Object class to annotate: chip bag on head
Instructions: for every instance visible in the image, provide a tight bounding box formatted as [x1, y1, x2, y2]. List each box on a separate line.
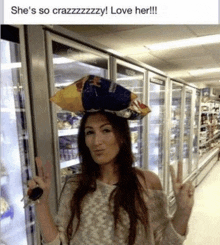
[50, 75, 151, 120]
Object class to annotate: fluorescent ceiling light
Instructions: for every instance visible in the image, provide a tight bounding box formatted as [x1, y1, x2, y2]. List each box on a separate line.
[117, 75, 143, 81]
[145, 34, 220, 51]
[53, 57, 74, 64]
[55, 82, 73, 87]
[189, 68, 220, 76]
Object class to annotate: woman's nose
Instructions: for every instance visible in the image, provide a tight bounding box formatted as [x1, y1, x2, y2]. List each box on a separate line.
[93, 132, 103, 145]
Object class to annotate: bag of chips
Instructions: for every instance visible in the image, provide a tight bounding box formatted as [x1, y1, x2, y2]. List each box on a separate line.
[50, 75, 151, 120]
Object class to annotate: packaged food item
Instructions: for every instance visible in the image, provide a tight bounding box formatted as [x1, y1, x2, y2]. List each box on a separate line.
[201, 106, 209, 111]
[0, 197, 9, 216]
[50, 75, 151, 120]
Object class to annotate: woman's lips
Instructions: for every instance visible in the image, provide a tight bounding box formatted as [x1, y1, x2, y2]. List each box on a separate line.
[93, 149, 105, 155]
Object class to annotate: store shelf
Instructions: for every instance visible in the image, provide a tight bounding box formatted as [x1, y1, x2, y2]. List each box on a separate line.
[201, 111, 218, 114]
[129, 122, 140, 128]
[201, 123, 218, 127]
[199, 147, 219, 166]
[60, 159, 79, 169]
[58, 129, 78, 137]
[1, 108, 26, 113]
[200, 132, 220, 146]
[200, 124, 209, 128]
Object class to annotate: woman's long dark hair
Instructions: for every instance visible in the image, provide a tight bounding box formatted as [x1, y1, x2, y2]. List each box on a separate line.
[66, 111, 149, 245]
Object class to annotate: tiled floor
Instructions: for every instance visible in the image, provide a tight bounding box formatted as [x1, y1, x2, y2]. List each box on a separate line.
[184, 161, 220, 245]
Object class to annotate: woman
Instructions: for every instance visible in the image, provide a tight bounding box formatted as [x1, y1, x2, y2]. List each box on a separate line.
[28, 110, 194, 245]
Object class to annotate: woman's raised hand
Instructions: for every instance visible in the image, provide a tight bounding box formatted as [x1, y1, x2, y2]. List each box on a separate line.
[28, 157, 52, 204]
[170, 162, 194, 215]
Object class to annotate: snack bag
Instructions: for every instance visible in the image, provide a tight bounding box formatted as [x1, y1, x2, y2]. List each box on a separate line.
[50, 75, 151, 120]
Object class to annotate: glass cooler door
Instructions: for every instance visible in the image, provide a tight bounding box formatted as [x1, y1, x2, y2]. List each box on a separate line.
[183, 88, 193, 179]
[46, 34, 109, 185]
[1, 26, 36, 245]
[148, 74, 166, 184]
[116, 60, 145, 168]
[169, 81, 183, 192]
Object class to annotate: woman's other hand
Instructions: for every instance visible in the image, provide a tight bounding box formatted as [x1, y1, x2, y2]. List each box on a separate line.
[170, 162, 194, 235]
[170, 162, 194, 215]
[28, 157, 52, 204]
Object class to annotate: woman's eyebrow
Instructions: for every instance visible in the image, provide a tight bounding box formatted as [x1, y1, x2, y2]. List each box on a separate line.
[85, 126, 93, 129]
[85, 123, 111, 129]
[100, 123, 111, 128]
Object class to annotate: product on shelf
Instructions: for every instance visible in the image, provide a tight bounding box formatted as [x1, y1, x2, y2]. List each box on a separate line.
[0, 197, 10, 217]
[201, 105, 209, 111]
[0, 195, 14, 221]
[58, 120, 72, 130]
[131, 131, 138, 144]
[0, 161, 7, 177]
[57, 112, 80, 130]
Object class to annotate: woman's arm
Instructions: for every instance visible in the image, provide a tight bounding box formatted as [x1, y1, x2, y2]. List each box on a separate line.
[28, 157, 59, 243]
[138, 168, 193, 237]
[171, 208, 190, 236]
[35, 201, 59, 243]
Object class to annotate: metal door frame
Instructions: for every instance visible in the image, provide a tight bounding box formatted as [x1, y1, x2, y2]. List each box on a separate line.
[18, 25, 40, 245]
[24, 25, 58, 217]
[185, 86, 195, 178]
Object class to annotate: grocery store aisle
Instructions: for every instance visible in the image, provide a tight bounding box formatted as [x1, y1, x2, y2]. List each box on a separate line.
[184, 161, 220, 245]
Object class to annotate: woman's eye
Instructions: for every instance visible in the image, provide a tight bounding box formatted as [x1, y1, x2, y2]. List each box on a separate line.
[85, 130, 93, 136]
[103, 128, 111, 133]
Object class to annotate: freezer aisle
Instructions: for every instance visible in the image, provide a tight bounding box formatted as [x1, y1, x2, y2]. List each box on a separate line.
[184, 161, 220, 245]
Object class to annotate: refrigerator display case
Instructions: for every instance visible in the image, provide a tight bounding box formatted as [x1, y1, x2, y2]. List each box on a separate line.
[199, 100, 220, 162]
[168, 82, 201, 193]
[147, 72, 167, 186]
[197, 98, 220, 185]
[1, 26, 36, 245]
[46, 33, 110, 185]
[116, 60, 146, 168]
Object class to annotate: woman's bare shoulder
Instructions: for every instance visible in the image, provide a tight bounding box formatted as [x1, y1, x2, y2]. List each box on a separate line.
[135, 168, 162, 191]
[62, 173, 81, 190]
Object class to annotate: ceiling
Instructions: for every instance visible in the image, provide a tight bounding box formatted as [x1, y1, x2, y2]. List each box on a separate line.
[61, 25, 220, 89]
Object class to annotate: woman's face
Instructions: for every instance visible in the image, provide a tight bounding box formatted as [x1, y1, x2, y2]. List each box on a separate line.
[84, 113, 120, 166]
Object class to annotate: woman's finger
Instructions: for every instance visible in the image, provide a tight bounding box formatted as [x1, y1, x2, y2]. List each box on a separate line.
[35, 157, 44, 178]
[169, 165, 176, 190]
[33, 176, 46, 189]
[188, 185, 195, 197]
[177, 162, 183, 183]
[182, 181, 195, 197]
[44, 160, 52, 183]
[28, 179, 38, 189]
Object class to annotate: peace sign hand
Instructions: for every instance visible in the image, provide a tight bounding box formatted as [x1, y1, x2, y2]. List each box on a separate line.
[170, 162, 194, 215]
[28, 157, 52, 204]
